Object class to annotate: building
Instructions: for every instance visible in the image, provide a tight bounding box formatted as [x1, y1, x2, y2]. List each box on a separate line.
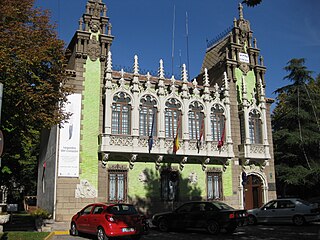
[37, 0, 276, 221]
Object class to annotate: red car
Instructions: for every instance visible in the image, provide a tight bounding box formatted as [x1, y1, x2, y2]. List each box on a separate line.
[70, 203, 147, 240]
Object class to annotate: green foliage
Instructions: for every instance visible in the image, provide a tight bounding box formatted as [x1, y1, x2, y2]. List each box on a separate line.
[272, 58, 320, 198]
[0, 0, 72, 201]
[0, 232, 49, 240]
[30, 208, 51, 219]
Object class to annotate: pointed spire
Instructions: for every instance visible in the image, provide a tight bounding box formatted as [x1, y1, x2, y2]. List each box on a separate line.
[106, 51, 112, 72]
[253, 38, 257, 48]
[145, 72, 151, 90]
[203, 68, 209, 87]
[158, 59, 165, 79]
[259, 55, 264, 66]
[238, 3, 244, 20]
[203, 68, 210, 102]
[79, 18, 83, 31]
[181, 64, 188, 82]
[214, 83, 220, 99]
[133, 55, 139, 75]
[170, 75, 176, 94]
[119, 69, 125, 87]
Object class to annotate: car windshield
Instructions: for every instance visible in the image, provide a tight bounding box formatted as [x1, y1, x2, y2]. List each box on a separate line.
[106, 204, 138, 215]
[211, 202, 234, 210]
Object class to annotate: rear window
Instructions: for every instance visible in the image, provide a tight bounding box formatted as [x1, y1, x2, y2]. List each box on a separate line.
[106, 204, 138, 215]
[296, 199, 312, 206]
[211, 202, 234, 210]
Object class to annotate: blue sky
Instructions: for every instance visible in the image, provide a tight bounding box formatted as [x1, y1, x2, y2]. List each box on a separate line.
[34, 0, 320, 103]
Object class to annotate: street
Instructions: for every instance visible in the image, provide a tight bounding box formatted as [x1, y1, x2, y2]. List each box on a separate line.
[53, 223, 320, 240]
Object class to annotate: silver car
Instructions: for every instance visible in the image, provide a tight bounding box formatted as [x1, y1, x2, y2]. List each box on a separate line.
[247, 198, 320, 226]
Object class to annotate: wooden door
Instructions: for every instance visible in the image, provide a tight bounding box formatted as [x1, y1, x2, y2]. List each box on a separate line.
[244, 175, 263, 209]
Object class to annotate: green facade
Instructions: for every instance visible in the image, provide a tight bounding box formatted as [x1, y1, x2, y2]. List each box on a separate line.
[80, 33, 101, 189]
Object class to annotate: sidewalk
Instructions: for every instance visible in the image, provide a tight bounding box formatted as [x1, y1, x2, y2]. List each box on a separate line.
[44, 221, 70, 240]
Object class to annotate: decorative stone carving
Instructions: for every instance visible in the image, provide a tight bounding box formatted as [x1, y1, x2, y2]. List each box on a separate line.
[102, 153, 109, 167]
[75, 179, 97, 198]
[87, 35, 101, 61]
[179, 157, 188, 171]
[129, 154, 137, 169]
[109, 136, 133, 146]
[188, 172, 198, 184]
[89, 20, 100, 33]
[239, 63, 250, 75]
[155, 155, 163, 170]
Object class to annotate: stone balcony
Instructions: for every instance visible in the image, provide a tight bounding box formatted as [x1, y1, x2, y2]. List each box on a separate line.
[238, 143, 271, 161]
[99, 134, 235, 160]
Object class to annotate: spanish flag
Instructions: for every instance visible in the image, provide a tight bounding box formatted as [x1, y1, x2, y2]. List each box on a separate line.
[173, 115, 181, 154]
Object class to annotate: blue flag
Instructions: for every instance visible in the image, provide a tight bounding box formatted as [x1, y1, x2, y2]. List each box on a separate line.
[148, 112, 155, 153]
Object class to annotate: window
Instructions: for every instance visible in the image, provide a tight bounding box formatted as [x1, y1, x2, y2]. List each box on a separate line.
[165, 98, 182, 138]
[249, 109, 262, 144]
[82, 205, 94, 215]
[211, 104, 225, 141]
[108, 169, 127, 202]
[112, 92, 131, 135]
[161, 169, 179, 201]
[139, 95, 157, 137]
[207, 171, 222, 200]
[188, 101, 204, 140]
[93, 205, 104, 214]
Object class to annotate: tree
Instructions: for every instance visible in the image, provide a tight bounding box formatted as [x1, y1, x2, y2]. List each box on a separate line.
[242, 0, 263, 7]
[0, 0, 71, 202]
[272, 59, 320, 198]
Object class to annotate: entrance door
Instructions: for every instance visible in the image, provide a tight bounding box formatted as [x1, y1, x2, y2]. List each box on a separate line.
[244, 175, 263, 209]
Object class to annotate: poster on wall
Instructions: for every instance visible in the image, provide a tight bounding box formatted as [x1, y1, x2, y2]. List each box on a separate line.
[58, 94, 81, 177]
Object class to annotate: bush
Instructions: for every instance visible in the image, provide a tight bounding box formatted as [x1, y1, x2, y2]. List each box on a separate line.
[30, 208, 51, 219]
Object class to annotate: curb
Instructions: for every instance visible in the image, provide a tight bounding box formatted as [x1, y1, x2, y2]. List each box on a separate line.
[44, 231, 69, 240]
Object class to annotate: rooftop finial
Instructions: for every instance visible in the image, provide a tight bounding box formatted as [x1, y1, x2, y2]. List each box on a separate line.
[238, 3, 244, 20]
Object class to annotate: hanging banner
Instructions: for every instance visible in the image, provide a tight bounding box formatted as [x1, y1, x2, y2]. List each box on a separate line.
[58, 94, 81, 177]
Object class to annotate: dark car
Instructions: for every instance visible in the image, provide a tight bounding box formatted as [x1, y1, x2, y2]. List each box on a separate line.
[70, 203, 148, 240]
[151, 201, 247, 235]
[247, 198, 320, 226]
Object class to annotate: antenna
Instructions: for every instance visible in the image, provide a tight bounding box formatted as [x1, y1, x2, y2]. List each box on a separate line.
[171, 5, 176, 76]
[185, 11, 190, 79]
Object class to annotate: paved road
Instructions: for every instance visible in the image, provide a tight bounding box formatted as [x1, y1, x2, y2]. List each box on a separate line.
[53, 223, 320, 240]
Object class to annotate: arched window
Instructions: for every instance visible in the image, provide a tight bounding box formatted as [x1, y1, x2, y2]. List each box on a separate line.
[111, 92, 131, 135]
[188, 101, 204, 140]
[165, 98, 181, 138]
[249, 109, 262, 144]
[211, 104, 225, 141]
[139, 95, 157, 137]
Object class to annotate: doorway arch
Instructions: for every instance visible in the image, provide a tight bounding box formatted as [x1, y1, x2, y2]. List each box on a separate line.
[239, 171, 268, 209]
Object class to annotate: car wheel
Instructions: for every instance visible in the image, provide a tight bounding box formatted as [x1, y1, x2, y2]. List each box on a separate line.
[207, 220, 220, 235]
[293, 215, 305, 226]
[97, 227, 108, 240]
[70, 222, 78, 236]
[248, 215, 257, 225]
[158, 218, 169, 232]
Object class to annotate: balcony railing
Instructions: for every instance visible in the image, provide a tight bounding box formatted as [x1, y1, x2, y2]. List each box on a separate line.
[239, 143, 271, 160]
[99, 134, 234, 159]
